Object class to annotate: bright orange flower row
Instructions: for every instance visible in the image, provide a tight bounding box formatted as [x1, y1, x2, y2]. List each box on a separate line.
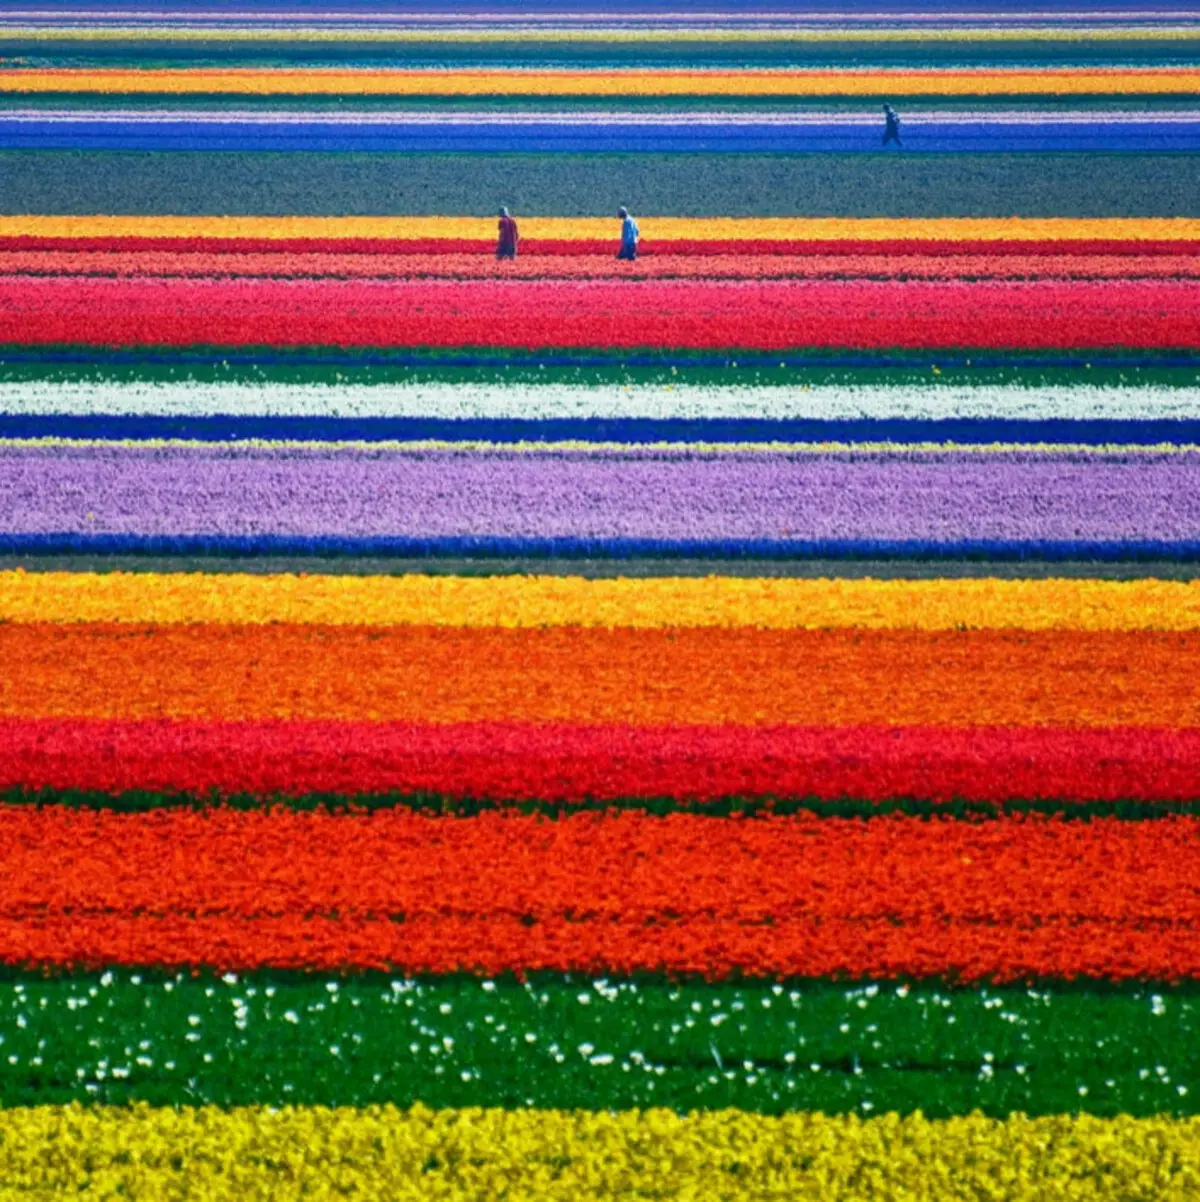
[0, 808, 1195, 977]
[3, 624, 1198, 726]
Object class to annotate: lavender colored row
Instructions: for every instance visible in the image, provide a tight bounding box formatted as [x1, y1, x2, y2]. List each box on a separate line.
[3, 445, 1198, 545]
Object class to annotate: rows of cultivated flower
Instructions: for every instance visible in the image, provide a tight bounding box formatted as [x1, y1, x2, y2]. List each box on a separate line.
[4, 251, 1199, 280]
[3, 443, 1198, 556]
[0, 808, 1196, 978]
[6, 6, 1200, 1195]
[6, 719, 1200, 802]
[3, 174, 1200, 1200]
[0, 276, 1196, 348]
[3, 65, 1197, 97]
[6, 622, 1200, 725]
[2, 571, 1196, 630]
[1, 215, 1192, 242]
[4, 1104, 1200, 1199]
[9, 110, 1198, 154]
[7, 378, 1200, 421]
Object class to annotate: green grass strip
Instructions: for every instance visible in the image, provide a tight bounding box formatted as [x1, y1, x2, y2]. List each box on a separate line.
[0, 969, 1194, 1117]
[0, 353, 1195, 391]
[4, 787, 1199, 821]
[9, 39, 1198, 69]
[2, 151, 1191, 220]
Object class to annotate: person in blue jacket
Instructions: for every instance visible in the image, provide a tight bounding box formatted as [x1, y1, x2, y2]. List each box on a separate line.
[616, 207, 640, 261]
[882, 104, 902, 147]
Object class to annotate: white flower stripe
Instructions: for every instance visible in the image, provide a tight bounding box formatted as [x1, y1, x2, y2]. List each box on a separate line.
[5, 382, 1200, 422]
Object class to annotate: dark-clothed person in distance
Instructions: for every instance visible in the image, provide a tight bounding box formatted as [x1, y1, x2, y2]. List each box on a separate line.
[882, 104, 902, 147]
[497, 206, 519, 259]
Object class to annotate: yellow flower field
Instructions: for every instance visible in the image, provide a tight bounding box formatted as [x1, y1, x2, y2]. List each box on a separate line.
[4, 570, 1200, 631]
[0, 1105, 1196, 1201]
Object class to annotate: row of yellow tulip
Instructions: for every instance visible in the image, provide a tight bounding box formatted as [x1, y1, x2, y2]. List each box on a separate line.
[0, 215, 1197, 241]
[2, 68, 1197, 96]
[0, 1104, 1195, 1200]
[5, 570, 1199, 631]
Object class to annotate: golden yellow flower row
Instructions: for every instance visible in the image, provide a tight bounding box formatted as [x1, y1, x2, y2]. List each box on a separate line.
[1, 214, 1196, 242]
[1, 1104, 1197, 1201]
[5, 570, 1200, 630]
[2, 68, 1197, 96]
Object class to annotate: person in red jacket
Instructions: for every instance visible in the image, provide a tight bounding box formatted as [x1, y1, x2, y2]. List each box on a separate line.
[496, 207, 519, 260]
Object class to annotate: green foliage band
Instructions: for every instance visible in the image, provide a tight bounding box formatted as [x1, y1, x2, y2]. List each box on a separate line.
[6, 787, 1200, 821]
[0, 354, 1194, 390]
[0, 969, 1194, 1117]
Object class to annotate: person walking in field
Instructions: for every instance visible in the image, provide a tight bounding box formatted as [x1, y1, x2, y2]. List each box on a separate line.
[882, 104, 902, 147]
[496, 206, 519, 260]
[616, 206, 640, 261]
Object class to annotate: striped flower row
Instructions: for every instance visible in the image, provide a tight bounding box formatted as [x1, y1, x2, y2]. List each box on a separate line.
[0, 278, 1195, 350]
[7, 380, 1200, 421]
[0, 216, 1193, 241]
[0, 808, 1194, 977]
[2, 444, 1198, 557]
[7, 112, 1197, 153]
[2, 66, 1197, 96]
[2, 1105, 1198, 1200]
[3, 573, 1197, 629]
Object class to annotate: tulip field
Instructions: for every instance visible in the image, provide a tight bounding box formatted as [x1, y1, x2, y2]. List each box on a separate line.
[3, 2, 1200, 1197]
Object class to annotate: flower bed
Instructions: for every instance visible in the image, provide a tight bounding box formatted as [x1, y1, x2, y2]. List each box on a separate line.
[5, 12, 1200, 1194]
[1, 1106, 1197, 1198]
[5, 720, 1200, 802]
[0, 809, 1194, 978]
[1, 276, 1197, 349]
